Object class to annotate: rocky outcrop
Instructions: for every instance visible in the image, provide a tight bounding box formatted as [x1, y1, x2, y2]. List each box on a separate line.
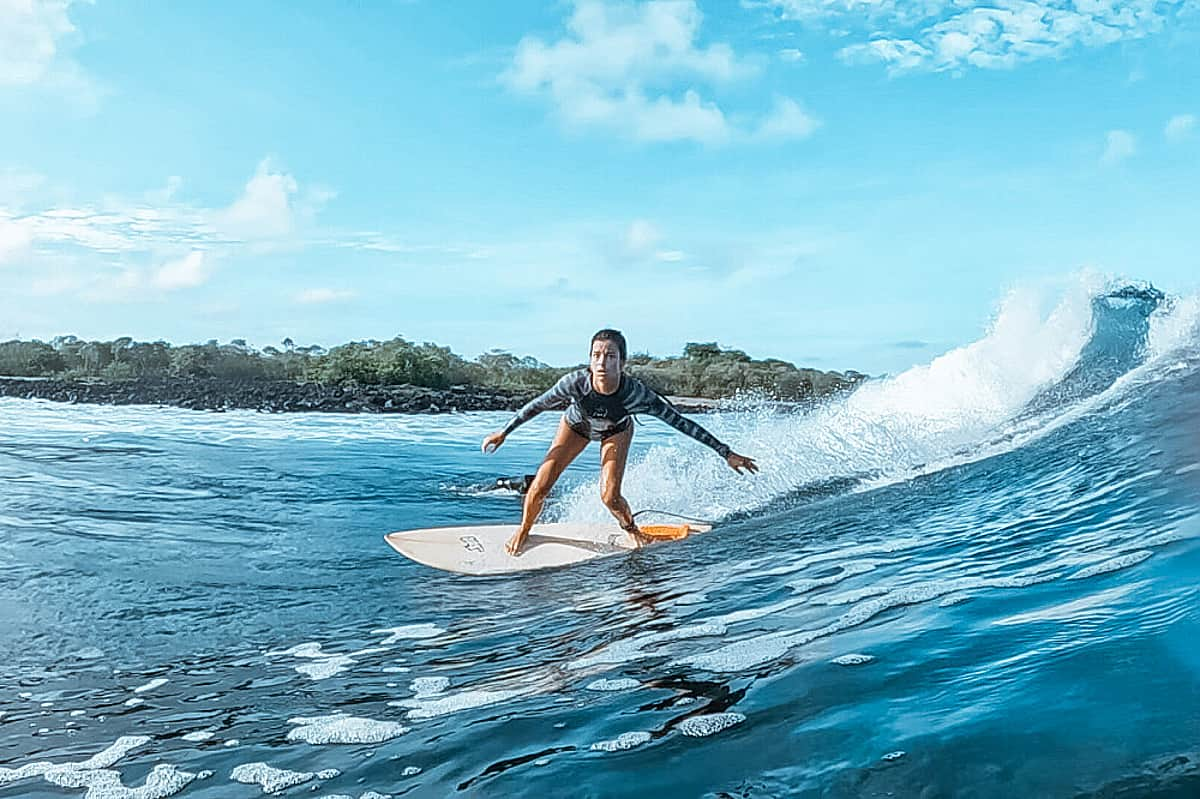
[0, 377, 535, 414]
[0, 378, 857, 415]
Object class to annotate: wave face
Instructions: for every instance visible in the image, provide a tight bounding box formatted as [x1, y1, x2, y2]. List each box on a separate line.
[557, 276, 1190, 525]
[1, 277, 1198, 798]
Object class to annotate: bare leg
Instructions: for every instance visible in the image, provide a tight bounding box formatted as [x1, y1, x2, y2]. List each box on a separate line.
[507, 418, 589, 555]
[599, 424, 650, 548]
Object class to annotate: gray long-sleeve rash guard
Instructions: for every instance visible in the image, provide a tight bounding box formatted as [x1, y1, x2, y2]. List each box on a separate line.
[501, 369, 732, 459]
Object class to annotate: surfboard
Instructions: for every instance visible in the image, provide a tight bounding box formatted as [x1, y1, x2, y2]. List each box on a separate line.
[383, 521, 711, 576]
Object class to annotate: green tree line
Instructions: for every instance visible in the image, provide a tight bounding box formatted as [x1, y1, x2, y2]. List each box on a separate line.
[0, 336, 864, 400]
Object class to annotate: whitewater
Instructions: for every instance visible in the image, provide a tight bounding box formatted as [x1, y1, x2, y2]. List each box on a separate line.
[1, 276, 1197, 798]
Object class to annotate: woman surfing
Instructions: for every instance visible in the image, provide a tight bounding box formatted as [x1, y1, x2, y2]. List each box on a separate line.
[482, 329, 758, 556]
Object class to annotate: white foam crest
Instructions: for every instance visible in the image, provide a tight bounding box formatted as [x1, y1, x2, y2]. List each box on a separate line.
[0, 762, 53, 787]
[814, 586, 892, 606]
[938, 593, 972, 607]
[591, 731, 652, 751]
[132, 677, 168, 694]
[0, 736, 152, 791]
[677, 631, 798, 673]
[585, 677, 641, 692]
[677, 712, 746, 737]
[556, 277, 1100, 524]
[42, 763, 196, 799]
[388, 687, 530, 719]
[83, 736, 152, 769]
[1146, 291, 1200, 361]
[286, 714, 408, 744]
[409, 676, 450, 697]
[297, 656, 355, 681]
[1068, 550, 1154, 581]
[231, 763, 340, 793]
[568, 622, 727, 670]
[270, 642, 359, 681]
[831, 653, 875, 666]
[371, 624, 443, 645]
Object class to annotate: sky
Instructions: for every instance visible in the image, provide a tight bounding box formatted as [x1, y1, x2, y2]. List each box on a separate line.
[1, 0, 1197, 375]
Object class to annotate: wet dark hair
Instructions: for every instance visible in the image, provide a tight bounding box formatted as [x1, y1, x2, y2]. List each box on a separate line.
[590, 329, 627, 362]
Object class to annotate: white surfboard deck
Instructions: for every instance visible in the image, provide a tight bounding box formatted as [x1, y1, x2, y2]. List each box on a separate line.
[384, 521, 712, 576]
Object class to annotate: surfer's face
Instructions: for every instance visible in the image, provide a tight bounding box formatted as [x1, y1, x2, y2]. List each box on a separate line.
[590, 340, 622, 377]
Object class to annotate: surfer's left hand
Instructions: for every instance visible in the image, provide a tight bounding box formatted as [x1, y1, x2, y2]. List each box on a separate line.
[727, 453, 758, 475]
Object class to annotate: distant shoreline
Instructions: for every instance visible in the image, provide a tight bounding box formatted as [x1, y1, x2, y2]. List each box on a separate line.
[0, 376, 726, 415]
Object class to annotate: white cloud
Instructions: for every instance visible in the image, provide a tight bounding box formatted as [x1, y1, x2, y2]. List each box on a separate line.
[215, 159, 300, 240]
[505, 0, 764, 143]
[0, 160, 337, 305]
[763, 0, 937, 26]
[0, 163, 339, 270]
[23, 250, 211, 302]
[295, 288, 357, 304]
[753, 96, 820, 141]
[778, 48, 806, 62]
[153, 250, 210, 290]
[0, 0, 98, 107]
[625, 219, 662, 254]
[15, 204, 215, 257]
[1165, 113, 1196, 142]
[620, 220, 690, 263]
[0, 0, 76, 86]
[766, 0, 1192, 74]
[838, 38, 930, 72]
[0, 216, 33, 264]
[1101, 129, 1136, 165]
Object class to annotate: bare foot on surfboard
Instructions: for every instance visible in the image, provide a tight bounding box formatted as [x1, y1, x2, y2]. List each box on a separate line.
[623, 523, 652, 549]
[505, 531, 528, 556]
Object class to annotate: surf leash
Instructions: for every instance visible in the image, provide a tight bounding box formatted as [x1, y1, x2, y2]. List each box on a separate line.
[632, 508, 720, 526]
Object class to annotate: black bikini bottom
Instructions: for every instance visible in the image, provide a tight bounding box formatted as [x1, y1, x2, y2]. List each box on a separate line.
[567, 416, 632, 442]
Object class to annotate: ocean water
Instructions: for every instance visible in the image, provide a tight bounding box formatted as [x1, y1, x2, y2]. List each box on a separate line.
[1, 278, 1198, 798]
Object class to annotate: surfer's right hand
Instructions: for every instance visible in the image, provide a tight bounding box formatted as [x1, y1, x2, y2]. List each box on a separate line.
[482, 431, 506, 454]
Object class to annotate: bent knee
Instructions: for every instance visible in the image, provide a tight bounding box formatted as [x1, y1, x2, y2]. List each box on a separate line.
[528, 476, 555, 499]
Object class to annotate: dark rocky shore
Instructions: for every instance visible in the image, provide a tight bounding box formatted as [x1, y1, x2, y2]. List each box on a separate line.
[0, 377, 723, 414]
[0, 377, 534, 414]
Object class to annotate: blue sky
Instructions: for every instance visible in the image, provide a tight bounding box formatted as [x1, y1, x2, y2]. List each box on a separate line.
[1, 0, 1197, 374]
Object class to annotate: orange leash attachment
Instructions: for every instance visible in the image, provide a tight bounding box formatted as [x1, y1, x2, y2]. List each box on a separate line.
[636, 523, 692, 541]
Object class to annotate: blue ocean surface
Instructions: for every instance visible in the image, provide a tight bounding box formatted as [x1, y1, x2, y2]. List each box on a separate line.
[1, 280, 1198, 798]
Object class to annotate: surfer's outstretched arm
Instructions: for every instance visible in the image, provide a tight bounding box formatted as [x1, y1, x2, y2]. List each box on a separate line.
[482, 371, 580, 453]
[627, 385, 759, 474]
